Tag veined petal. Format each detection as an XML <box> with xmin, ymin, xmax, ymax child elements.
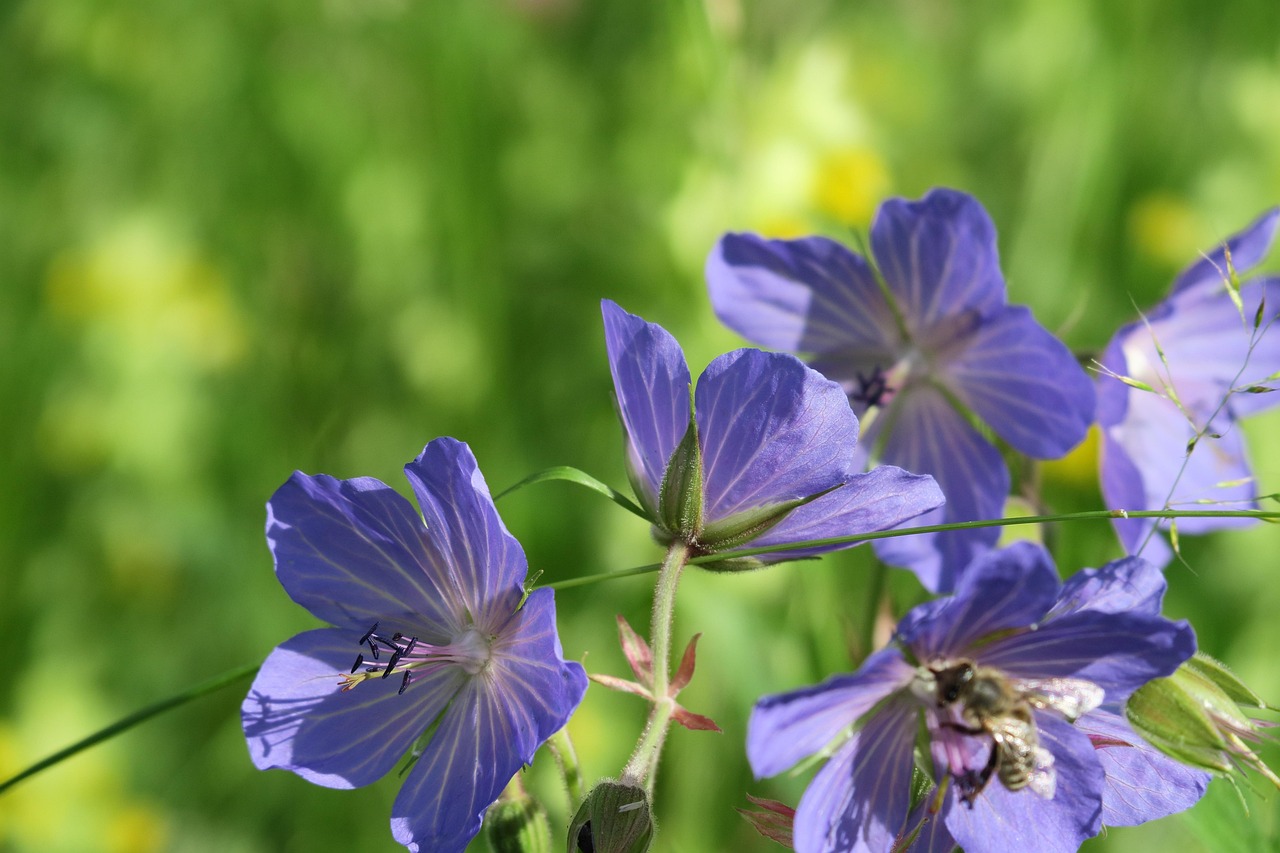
<box><xmin>896</xmin><ymin>541</ymin><xmax>1060</xmax><ymax>659</ymax></box>
<box><xmin>942</xmin><ymin>716</ymin><xmax>1103</xmax><ymax>853</ymax></box>
<box><xmin>695</xmin><ymin>349</ymin><xmax>859</xmax><ymax>523</ymax></box>
<box><xmin>1076</xmin><ymin>707</ymin><xmax>1209</xmax><ymax>826</ymax></box>
<box><xmin>869</xmin><ymin>189</ymin><xmax>1006</xmax><ymax>334</ymax></box>
<box><xmin>942</xmin><ymin>305</ymin><xmax>1095</xmax><ymax>459</ymax></box>
<box><xmin>748</xmin><ymin>647</ymin><xmax>913</xmax><ymax>778</ymax></box>
<box><xmin>871</xmin><ymin>385</ymin><xmax>1010</xmax><ymax>593</ymax></box>
<box><xmin>1107</xmin><ymin>381</ymin><xmax>1258</xmax><ymax>534</ymax></box>
<box><xmin>390</xmin><ymin>589</ymin><xmax>586</xmax><ymax>853</ymax></box>
<box><xmin>741</xmin><ymin>466</ymin><xmax>944</xmax><ymax>561</ymax></box>
<box><xmin>1170</xmin><ymin>207</ymin><xmax>1280</xmax><ymax>297</ymax></box>
<box><xmin>267</xmin><ymin>472</ymin><xmax>456</xmax><ymax>634</ymax></box>
<box><xmin>602</xmin><ymin>300</ymin><xmax>692</xmax><ymax>505</ymax></box>
<box><xmin>977</xmin><ymin>607</ymin><xmax>1196</xmax><ymax>700</ymax></box>
<box><xmin>792</xmin><ymin>695</ymin><xmax>919</xmax><ymax>853</ymax></box>
<box><xmin>1050</xmin><ymin>556</ymin><xmax>1167</xmax><ymax>619</ymax></box>
<box><xmin>403</xmin><ymin>438</ymin><xmax>527</xmax><ymax>631</ymax></box>
<box><xmin>1126</xmin><ymin>278</ymin><xmax>1280</xmax><ymax>418</ymax></box>
<box><xmin>1098</xmin><ymin>425</ymin><xmax>1154</xmax><ymax>556</ymax></box>
<box><xmin>707</xmin><ymin>232</ymin><xmax>903</xmax><ymax>355</ymax></box>
<box><xmin>242</xmin><ymin>628</ymin><xmax>465</xmax><ymax>789</ymax></box>
<box><xmin>488</xmin><ymin>588</ymin><xmax>588</xmax><ymax>744</ymax></box>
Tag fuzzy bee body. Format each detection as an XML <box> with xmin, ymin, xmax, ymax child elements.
<box><xmin>930</xmin><ymin>660</ymin><xmax>1103</xmax><ymax>805</ymax></box>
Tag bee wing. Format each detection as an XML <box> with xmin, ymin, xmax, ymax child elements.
<box><xmin>1012</xmin><ymin>677</ymin><xmax>1105</xmax><ymax>722</ymax></box>
<box><xmin>1026</xmin><ymin>747</ymin><xmax>1056</xmax><ymax>799</ymax></box>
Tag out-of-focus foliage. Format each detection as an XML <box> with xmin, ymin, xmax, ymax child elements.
<box><xmin>1</xmin><ymin>1</ymin><xmax>1278</xmax><ymax>851</ymax></box>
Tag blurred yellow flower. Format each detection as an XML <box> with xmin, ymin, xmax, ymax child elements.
<box><xmin>811</xmin><ymin>147</ymin><xmax>890</xmax><ymax>228</ymax></box>
<box><xmin>1129</xmin><ymin>194</ymin><xmax>1204</xmax><ymax>270</ymax></box>
<box><xmin>1040</xmin><ymin>423</ymin><xmax>1101</xmax><ymax>489</ymax></box>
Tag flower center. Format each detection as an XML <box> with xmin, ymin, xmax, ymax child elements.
<box><xmin>851</xmin><ymin>365</ymin><xmax>896</xmax><ymax>409</ymax></box>
<box><xmin>339</xmin><ymin>621</ymin><xmax>494</xmax><ymax>695</ymax></box>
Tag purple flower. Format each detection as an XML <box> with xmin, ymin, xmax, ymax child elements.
<box><xmin>706</xmin><ymin>189</ymin><xmax>1095</xmax><ymax>591</ymax></box>
<box><xmin>1098</xmin><ymin>207</ymin><xmax>1280</xmax><ymax>564</ymax></box>
<box><xmin>748</xmin><ymin>542</ymin><xmax>1199</xmax><ymax>853</ymax></box>
<box><xmin>602</xmin><ymin>299</ymin><xmax>944</xmax><ymax>569</ymax></box>
<box><xmin>241</xmin><ymin>438</ymin><xmax>588</xmax><ymax>853</ymax></box>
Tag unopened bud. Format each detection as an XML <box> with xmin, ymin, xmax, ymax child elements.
<box><xmin>657</xmin><ymin>415</ymin><xmax>704</xmax><ymax>541</ymax></box>
<box><xmin>1126</xmin><ymin>652</ymin><xmax>1279</xmax><ymax>786</ymax></box>
<box><xmin>486</xmin><ymin>790</ymin><xmax>555</xmax><ymax>853</ymax></box>
<box><xmin>567</xmin><ymin>781</ymin><xmax>653</xmax><ymax>853</ymax></box>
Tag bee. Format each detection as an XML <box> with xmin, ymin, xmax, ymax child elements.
<box><xmin>929</xmin><ymin>660</ymin><xmax>1104</xmax><ymax>805</ymax></box>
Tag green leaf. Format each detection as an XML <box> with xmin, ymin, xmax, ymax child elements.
<box><xmin>495</xmin><ymin>465</ymin><xmax>648</xmax><ymax>520</ymax></box>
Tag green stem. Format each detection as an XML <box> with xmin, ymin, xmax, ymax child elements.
<box><xmin>543</xmin><ymin>507</ymin><xmax>1280</xmax><ymax>591</ymax></box>
<box><xmin>547</xmin><ymin>725</ymin><xmax>585</xmax><ymax>804</ymax></box>
<box><xmin>620</xmin><ymin>541</ymin><xmax>689</xmax><ymax>797</ymax></box>
<box><xmin>0</xmin><ymin>661</ymin><xmax>260</xmax><ymax>797</ymax></box>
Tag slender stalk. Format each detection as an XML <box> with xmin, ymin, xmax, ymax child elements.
<box><xmin>0</xmin><ymin>661</ymin><xmax>260</xmax><ymax>796</ymax></box>
<box><xmin>620</xmin><ymin>541</ymin><xmax>690</xmax><ymax>796</ymax></box>
<box><xmin>543</xmin><ymin>507</ymin><xmax>1280</xmax><ymax>591</ymax></box>
<box><xmin>547</xmin><ymin>725</ymin><xmax>585</xmax><ymax>804</ymax></box>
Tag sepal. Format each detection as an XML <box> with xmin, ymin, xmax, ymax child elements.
<box><xmin>1126</xmin><ymin>654</ymin><xmax>1280</xmax><ymax>786</ymax></box>
<box><xmin>567</xmin><ymin>781</ymin><xmax>654</xmax><ymax>853</ymax></box>
<box><xmin>737</xmin><ymin>795</ymin><xmax>795</xmax><ymax>848</ymax></box>
<box><xmin>657</xmin><ymin>414</ymin><xmax>704</xmax><ymax>540</ymax></box>
<box><xmin>698</xmin><ymin>497</ymin><xmax>812</xmax><ymax>552</ymax></box>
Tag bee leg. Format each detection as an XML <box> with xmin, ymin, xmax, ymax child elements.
<box><xmin>956</xmin><ymin>740</ymin><xmax>999</xmax><ymax>809</ymax></box>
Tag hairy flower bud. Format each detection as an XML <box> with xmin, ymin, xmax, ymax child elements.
<box><xmin>567</xmin><ymin>781</ymin><xmax>653</xmax><ymax>853</ymax></box>
<box><xmin>1126</xmin><ymin>652</ymin><xmax>1279</xmax><ymax>786</ymax></box>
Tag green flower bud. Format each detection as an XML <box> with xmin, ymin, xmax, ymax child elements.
<box><xmin>1126</xmin><ymin>652</ymin><xmax>1280</xmax><ymax>787</ymax></box>
<box><xmin>567</xmin><ymin>781</ymin><xmax>654</xmax><ymax>853</ymax></box>
<box><xmin>486</xmin><ymin>790</ymin><xmax>555</xmax><ymax>853</ymax></box>
<box><xmin>658</xmin><ymin>415</ymin><xmax>703</xmax><ymax>541</ymax></box>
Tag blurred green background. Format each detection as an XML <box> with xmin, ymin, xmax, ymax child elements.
<box><xmin>2</xmin><ymin>0</ymin><xmax>1280</xmax><ymax>851</ymax></box>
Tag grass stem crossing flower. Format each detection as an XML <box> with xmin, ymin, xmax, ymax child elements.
<box><xmin>748</xmin><ymin>543</ymin><xmax>1201</xmax><ymax>853</ymax></box>
<box><xmin>707</xmin><ymin>189</ymin><xmax>1095</xmax><ymax>590</ymax></box>
<box><xmin>602</xmin><ymin>299</ymin><xmax>944</xmax><ymax>571</ymax></box>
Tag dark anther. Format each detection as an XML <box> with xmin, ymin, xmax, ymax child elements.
<box><xmin>392</xmin><ymin>632</ymin><xmax>403</xmax><ymax>642</ymax></box>
<box><xmin>359</xmin><ymin>622</ymin><xmax>379</xmax><ymax>646</ymax></box>
<box><xmin>398</xmin><ymin>671</ymin><xmax>412</xmax><ymax>695</ymax></box>
<box><xmin>402</xmin><ymin>637</ymin><xmax>418</xmax><ymax>658</ymax></box>
<box><xmin>367</xmin><ymin>637</ymin><xmax>380</xmax><ymax>660</ymax></box>
<box><xmin>382</xmin><ymin>651</ymin><xmax>402</xmax><ymax>678</ymax></box>
<box><xmin>852</xmin><ymin>366</ymin><xmax>893</xmax><ymax>408</ymax></box>
<box><xmin>365</xmin><ymin>666</ymin><xmax>380</xmax><ymax>674</ymax></box>
<box><xmin>350</xmin><ymin>654</ymin><xmax>365</xmax><ymax>674</ymax></box>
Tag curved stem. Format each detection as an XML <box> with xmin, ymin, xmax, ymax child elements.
<box><xmin>620</xmin><ymin>541</ymin><xmax>690</xmax><ymax>796</ymax></box>
<box><xmin>0</xmin><ymin>661</ymin><xmax>260</xmax><ymax>796</ymax></box>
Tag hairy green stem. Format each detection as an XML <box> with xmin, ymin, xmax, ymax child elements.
<box><xmin>0</xmin><ymin>661</ymin><xmax>260</xmax><ymax>796</ymax></box>
<box><xmin>620</xmin><ymin>541</ymin><xmax>689</xmax><ymax>797</ymax></box>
